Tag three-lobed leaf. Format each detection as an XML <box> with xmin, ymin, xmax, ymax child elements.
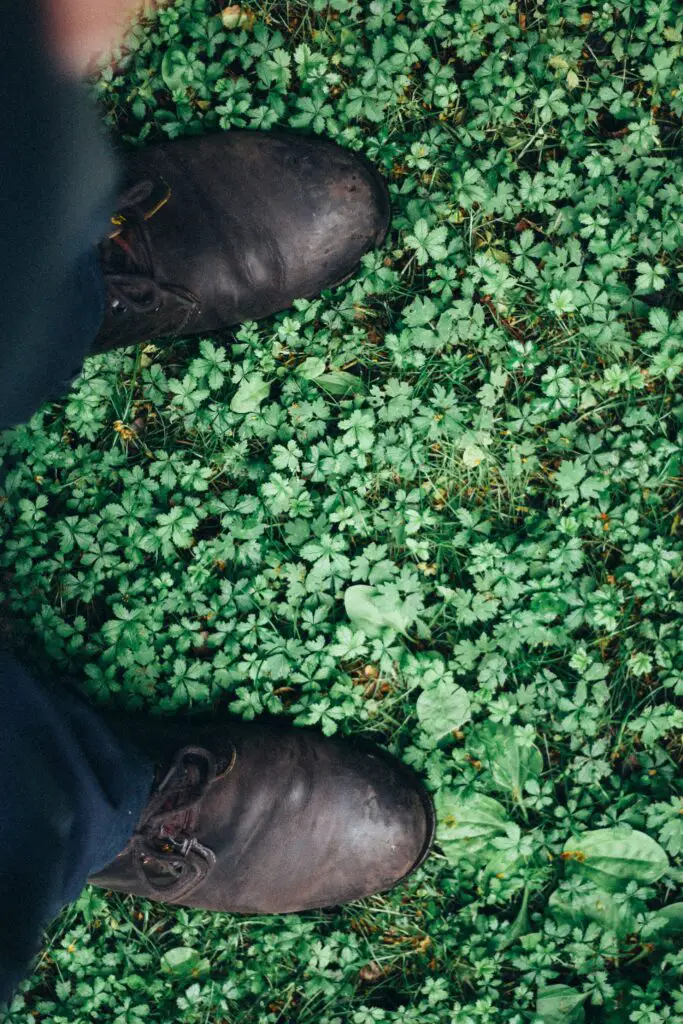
<box><xmin>416</xmin><ymin>680</ymin><xmax>471</xmax><ymax>742</ymax></box>
<box><xmin>230</xmin><ymin>374</ymin><xmax>271</xmax><ymax>413</ymax></box>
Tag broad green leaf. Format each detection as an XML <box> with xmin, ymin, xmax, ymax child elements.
<box><xmin>548</xmin><ymin>886</ymin><xmax>639</xmax><ymax>938</ymax></box>
<box><xmin>553</xmin><ymin>458</ymin><xmax>586</xmax><ymax>503</ymax></box>
<box><xmin>468</xmin><ymin>722</ymin><xmax>542</xmax><ymax>803</ymax></box>
<box><xmin>563</xmin><ymin>827</ymin><xmax>669</xmax><ymax>891</ymax></box>
<box><xmin>496</xmin><ymin>884</ymin><xmax>531</xmax><ymax>951</ymax></box>
<box><xmin>635</xmin><ymin>260</ymin><xmax>667</xmax><ymax>294</ymax></box>
<box><xmin>529</xmin><ymin>592</ymin><xmax>569</xmax><ymax>618</ymax></box>
<box><xmin>344</xmin><ymin>585</ymin><xmax>413</xmax><ymax>637</ymax></box>
<box><xmin>161</xmin><ymin>947</ymin><xmax>201</xmax><ymax>973</ymax></box>
<box><xmin>536</xmin><ymin>985</ymin><xmax>587</xmax><ymax>1024</ymax></box>
<box><xmin>315</xmin><ymin>371</ymin><xmax>366</xmax><ymax>395</ymax></box>
<box><xmin>416</xmin><ymin>681</ymin><xmax>471</xmax><ymax>741</ymax></box>
<box><xmin>435</xmin><ymin>791</ymin><xmax>509</xmax><ymax>868</ymax></box>
<box><xmin>230</xmin><ymin>374</ymin><xmax>271</xmax><ymax>414</ymax></box>
<box><xmin>641</xmin><ymin>902</ymin><xmax>683</xmax><ymax>942</ymax></box>
<box><xmin>462</xmin><ymin>444</ymin><xmax>485</xmax><ymax>468</ymax></box>
<box><xmin>161</xmin><ymin>47</ymin><xmax>189</xmax><ymax>91</ymax></box>
<box><xmin>483</xmin><ymin>843</ymin><xmax>527</xmax><ymax>882</ymax></box>
<box><xmin>297</xmin><ymin>356</ymin><xmax>326</xmax><ymax>380</ymax></box>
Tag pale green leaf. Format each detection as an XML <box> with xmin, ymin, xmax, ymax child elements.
<box><xmin>468</xmin><ymin>722</ymin><xmax>543</xmax><ymax>803</ymax></box>
<box><xmin>161</xmin><ymin>947</ymin><xmax>201</xmax><ymax>973</ymax></box>
<box><xmin>297</xmin><ymin>357</ymin><xmax>326</xmax><ymax>380</ymax></box>
<box><xmin>462</xmin><ymin>444</ymin><xmax>485</xmax><ymax>468</ymax></box>
<box><xmin>548</xmin><ymin>886</ymin><xmax>639</xmax><ymax>938</ymax></box>
<box><xmin>536</xmin><ymin>985</ymin><xmax>587</xmax><ymax>1024</ymax></box>
<box><xmin>416</xmin><ymin>681</ymin><xmax>471</xmax><ymax>741</ymax></box>
<box><xmin>316</xmin><ymin>371</ymin><xmax>366</xmax><ymax>395</ymax></box>
<box><xmin>344</xmin><ymin>585</ymin><xmax>413</xmax><ymax>637</ymax></box>
<box><xmin>563</xmin><ymin>827</ymin><xmax>669</xmax><ymax>890</ymax></box>
<box><xmin>435</xmin><ymin>791</ymin><xmax>509</xmax><ymax>867</ymax></box>
<box><xmin>641</xmin><ymin>902</ymin><xmax>683</xmax><ymax>942</ymax></box>
<box><xmin>230</xmin><ymin>375</ymin><xmax>271</xmax><ymax>413</ymax></box>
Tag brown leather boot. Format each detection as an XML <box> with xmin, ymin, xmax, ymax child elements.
<box><xmin>92</xmin><ymin>130</ymin><xmax>391</xmax><ymax>354</ymax></box>
<box><xmin>88</xmin><ymin>717</ymin><xmax>434</xmax><ymax>913</ymax></box>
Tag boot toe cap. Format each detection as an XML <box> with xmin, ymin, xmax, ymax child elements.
<box><xmin>275</xmin><ymin>135</ymin><xmax>392</xmax><ymax>298</ymax></box>
<box><xmin>203</xmin><ymin>726</ymin><xmax>435</xmax><ymax>913</ymax></box>
<box><xmin>332</xmin><ymin>743</ymin><xmax>435</xmax><ymax>905</ymax></box>
<box><xmin>104</xmin><ymin>131</ymin><xmax>392</xmax><ymax>338</ymax></box>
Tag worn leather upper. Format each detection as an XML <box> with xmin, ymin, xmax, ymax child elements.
<box><xmin>88</xmin><ymin>717</ymin><xmax>434</xmax><ymax>914</ymax></box>
<box><xmin>93</xmin><ymin>130</ymin><xmax>391</xmax><ymax>353</ymax></box>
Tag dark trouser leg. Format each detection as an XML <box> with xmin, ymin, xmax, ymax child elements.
<box><xmin>0</xmin><ymin>4</ymin><xmax>118</xmax><ymax>430</ymax></box>
<box><xmin>0</xmin><ymin>655</ymin><xmax>153</xmax><ymax>1004</ymax></box>
<box><xmin>0</xmin><ymin>2</ymin><xmax>151</xmax><ymax>1008</ymax></box>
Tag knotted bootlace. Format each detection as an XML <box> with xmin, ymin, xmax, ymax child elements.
<box><xmin>130</xmin><ymin>743</ymin><xmax>236</xmax><ymax>902</ymax></box>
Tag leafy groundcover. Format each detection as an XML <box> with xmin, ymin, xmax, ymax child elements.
<box><xmin>1</xmin><ymin>0</ymin><xmax>683</xmax><ymax>1020</ymax></box>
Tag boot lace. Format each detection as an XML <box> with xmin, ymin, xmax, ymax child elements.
<box><xmin>130</xmin><ymin>743</ymin><xmax>236</xmax><ymax>902</ymax></box>
<box><xmin>102</xmin><ymin>177</ymin><xmax>195</xmax><ymax>316</ymax></box>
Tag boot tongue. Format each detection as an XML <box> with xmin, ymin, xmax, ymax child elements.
<box><xmin>102</xmin><ymin>231</ymin><xmax>149</xmax><ymax>277</ymax></box>
<box><xmin>148</xmin><ymin>744</ymin><xmax>235</xmax><ymax>826</ymax></box>
<box><xmin>153</xmin><ymin>749</ymin><xmax>213</xmax><ymax>816</ymax></box>
<box><xmin>101</xmin><ymin>176</ymin><xmax>173</xmax><ymax>276</ymax></box>
<box><xmin>159</xmin><ymin>761</ymin><xmax>203</xmax><ymax>814</ymax></box>
<box><xmin>93</xmin><ymin>172</ymin><xmax>203</xmax><ymax>354</ymax></box>
<box><xmin>134</xmin><ymin>751</ymin><xmax>213</xmax><ymax>879</ymax></box>
<box><xmin>130</xmin><ymin>744</ymin><xmax>231</xmax><ymax>899</ymax></box>
<box><xmin>109</xmin><ymin>177</ymin><xmax>173</xmax><ymax>237</ymax></box>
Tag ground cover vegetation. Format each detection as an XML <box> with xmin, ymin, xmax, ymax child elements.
<box><xmin>1</xmin><ymin>0</ymin><xmax>682</xmax><ymax>1019</ymax></box>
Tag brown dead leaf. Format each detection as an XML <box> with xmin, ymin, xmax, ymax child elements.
<box><xmin>220</xmin><ymin>5</ymin><xmax>255</xmax><ymax>30</ymax></box>
<box><xmin>359</xmin><ymin>962</ymin><xmax>384</xmax><ymax>982</ymax></box>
